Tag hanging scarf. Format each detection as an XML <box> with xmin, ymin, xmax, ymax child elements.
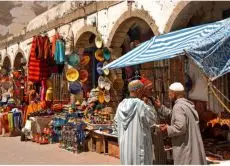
<box><xmin>40</xmin><ymin>80</ymin><xmax>47</xmax><ymax>101</ymax></box>
<box><xmin>54</xmin><ymin>40</ymin><xmax>65</xmax><ymax>64</ymax></box>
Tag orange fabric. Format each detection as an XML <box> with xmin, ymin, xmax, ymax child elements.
<box><xmin>25</xmin><ymin>102</ymin><xmax>42</xmax><ymax>120</ymax></box>
<box><xmin>52</xmin><ymin>33</ymin><xmax>60</xmax><ymax>57</ymax></box>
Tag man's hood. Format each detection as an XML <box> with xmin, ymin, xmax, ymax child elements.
<box><xmin>176</xmin><ymin>98</ymin><xmax>199</xmax><ymax>122</ymax></box>
<box><xmin>117</xmin><ymin>98</ymin><xmax>143</xmax><ymax>130</ymax></box>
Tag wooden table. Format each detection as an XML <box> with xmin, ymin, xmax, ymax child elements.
<box><xmin>94</xmin><ymin>130</ymin><xmax>118</xmax><ymax>155</ymax></box>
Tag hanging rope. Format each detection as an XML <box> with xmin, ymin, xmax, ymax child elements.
<box><xmin>209</xmin><ymin>83</ymin><xmax>230</xmax><ymax>113</ymax></box>
<box><xmin>212</xmin><ymin>84</ymin><xmax>230</xmax><ymax>103</ymax></box>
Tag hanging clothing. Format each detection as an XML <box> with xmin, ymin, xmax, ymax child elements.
<box><xmin>166</xmin><ymin>98</ymin><xmax>207</xmax><ymax>165</ymax></box>
<box><xmin>28</xmin><ymin>36</ymin><xmax>51</xmax><ymax>82</ymax></box>
<box><xmin>54</xmin><ymin>40</ymin><xmax>65</xmax><ymax>64</ymax></box>
<box><xmin>114</xmin><ymin>98</ymin><xmax>156</xmax><ymax>165</ymax></box>
<box><xmin>40</xmin><ymin>80</ymin><xmax>47</xmax><ymax>101</ymax></box>
<box><xmin>43</xmin><ymin>36</ymin><xmax>51</xmax><ymax>60</ymax></box>
<box><xmin>35</xmin><ymin>35</ymin><xmax>44</xmax><ymax>60</ymax></box>
<box><xmin>52</xmin><ymin>33</ymin><xmax>60</xmax><ymax>57</ymax></box>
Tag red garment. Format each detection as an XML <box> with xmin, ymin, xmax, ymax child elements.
<box><xmin>28</xmin><ymin>36</ymin><xmax>51</xmax><ymax>82</ymax></box>
<box><xmin>36</xmin><ymin>36</ymin><xmax>44</xmax><ymax>60</ymax></box>
<box><xmin>43</xmin><ymin>36</ymin><xmax>51</xmax><ymax>60</ymax></box>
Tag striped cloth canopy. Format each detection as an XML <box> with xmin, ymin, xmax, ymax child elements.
<box><xmin>104</xmin><ymin>18</ymin><xmax>230</xmax><ymax>79</ymax></box>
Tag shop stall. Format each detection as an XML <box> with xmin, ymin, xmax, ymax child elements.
<box><xmin>103</xmin><ymin>18</ymin><xmax>230</xmax><ymax>163</ymax></box>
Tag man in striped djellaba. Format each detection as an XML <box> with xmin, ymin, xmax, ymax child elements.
<box><xmin>114</xmin><ymin>79</ymin><xmax>156</xmax><ymax>165</ymax></box>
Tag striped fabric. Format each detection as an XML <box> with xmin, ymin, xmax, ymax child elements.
<box><xmin>114</xmin><ymin>98</ymin><xmax>156</xmax><ymax>165</ymax></box>
<box><xmin>104</xmin><ymin>18</ymin><xmax>229</xmax><ymax>70</ymax></box>
<box><xmin>28</xmin><ymin>36</ymin><xmax>51</xmax><ymax>82</ymax></box>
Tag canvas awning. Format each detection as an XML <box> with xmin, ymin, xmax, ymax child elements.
<box><xmin>104</xmin><ymin>18</ymin><xmax>230</xmax><ymax>80</ymax></box>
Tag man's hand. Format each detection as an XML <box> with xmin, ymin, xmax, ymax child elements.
<box><xmin>160</xmin><ymin>124</ymin><xmax>168</xmax><ymax>133</ymax></box>
<box><xmin>154</xmin><ymin>97</ymin><xmax>161</xmax><ymax>108</ymax></box>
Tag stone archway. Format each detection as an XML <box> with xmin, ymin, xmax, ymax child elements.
<box><xmin>164</xmin><ymin>1</ymin><xmax>230</xmax><ymax>113</ymax></box>
<box><xmin>105</xmin><ymin>9</ymin><xmax>160</xmax><ymax>101</ymax></box>
<box><xmin>164</xmin><ymin>1</ymin><xmax>230</xmax><ymax>32</ymax></box>
<box><xmin>107</xmin><ymin>9</ymin><xmax>160</xmax><ymax>48</ymax></box>
<box><xmin>74</xmin><ymin>25</ymin><xmax>99</xmax><ymax>49</ymax></box>
<box><xmin>13</xmin><ymin>51</ymin><xmax>26</xmax><ymax>70</ymax></box>
<box><xmin>2</xmin><ymin>56</ymin><xmax>11</xmax><ymax>76</ymax></box>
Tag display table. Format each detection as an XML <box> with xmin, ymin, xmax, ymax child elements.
<box><xmin>204</xmin><ymin>139</ymin><xmax>230</xmax><ymax>164</ymax></box>
<box><xmin>86</xmin><ymin>129</ymin><xmax>119</xmax><ymax>158</ymax></box>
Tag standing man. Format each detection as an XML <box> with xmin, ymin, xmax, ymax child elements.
<box><xmin>159</xmin><ymin>82</ymin><xmax>207</xmax><ymax>165</ymax></box>
<box><xmin>114</xmin><ymin>79</ymin><xmax>156</xmax><ymax>165</ymax></box>
<box><xmin>140</xmin><ymin>77</ymin><xmax>168</xmax><ymax>164</ymax></box>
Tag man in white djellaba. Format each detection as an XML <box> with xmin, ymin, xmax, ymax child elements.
<box><xmin>114</xmin><ymin>79</ymin><xmax>156</xmax><ymax>165</ymax></box>
<box><xmin>158</xmin><ymin>82</ymin><xmax>207</xmax><ymax>165</ymax></box>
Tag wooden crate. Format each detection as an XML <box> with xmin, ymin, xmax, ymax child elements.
<box><xmin>108</xmin><ymin>141</ymin><xmax>120</xmax><ymax>158</ymax></box>
<box><xmin>96</xmin><ymin>138</ymin><xmax>104</xmax><ymax>153</ymax></box>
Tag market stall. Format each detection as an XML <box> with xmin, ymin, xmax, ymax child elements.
<box><xmin>103</xmin><ymin>18</ymin><xmax>230</xmax><ymax>163</ymax></box>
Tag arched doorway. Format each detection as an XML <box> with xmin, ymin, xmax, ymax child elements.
<box><xmin>108</xmin><ymin>12</ymin><xmax>159</xmax><ymax>101</ymax></box>
<box><xmin>165</xmin><ymin>1</ymin><xmax>230</xmax><ymax>32</ymax></box>
<box><xmin>2</xmin><ymin>56</ymin><xmax>11</xmax><ymax>76</ymax></box>
<box><xmin>74</xmin><ymin>26</ymin><xmax>99</xmax><ymax>99</ymax></box>
<box><xmin>166</xmin><ymin>1</ymin><xmax>230</xmax><ymax>114</ymax></box>
<box><xmin>12</xmin><ymin>52</ymin><xmax>27</xmax><ymax>103</ymax></box>
<box><xmin>14</xmin><ymin>52</ymin><xmax>26</xmax><ymax>70</ymax></box>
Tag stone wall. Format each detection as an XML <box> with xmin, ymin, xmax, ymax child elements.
<box><xmin>0</xmin><ymin>0</ymin><xmax>229</xmax><ymax>113</ymax></box>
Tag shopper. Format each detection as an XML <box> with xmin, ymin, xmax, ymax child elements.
<box><xmin>140</xmin><ymin>77</ymin><xmax>169</xmax><ymax>164</ymax></box>
<box><xmin>159</xmin><ymin>82</ymin><xmax>207</xmax><ymax>165</ymax></box>
<box><xmin>114</xmin><ymin>79</ymin><xmax>156</xmax><ymax>165</ymax></box>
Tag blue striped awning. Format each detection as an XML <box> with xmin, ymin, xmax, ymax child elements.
<box><xmin>104</xmin><ymin>18</ymin><xmax>229</xmax><ymax>73</ymax></box>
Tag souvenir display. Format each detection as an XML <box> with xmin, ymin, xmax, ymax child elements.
<box><xmin>95</xmin><ymin>35</ymin><xmax>103</xmax><ymax>48</ymax></box>
<box><xmin>103</xmin><ymin>47</ymin><xmax>111</xmax><ymax>61</ymax></box>
<box><xmin>66</xmin><ymin>68</ymin><xmax>79</xmax><ymax>82</ymax></box>
<box><xmin>95</xmin><ymin>49</ymin><xmax>104</xmax><ymax>62</ymax></box>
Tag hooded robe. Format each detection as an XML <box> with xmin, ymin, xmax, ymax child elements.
<box><xmin>114</xmin><ymin>98</ymin><xmax>156</xmax><ymax>165</ymax></box>
<box><xmin>167</xmin><ymin>98</ymin><xmax>207</xmax><ymax>165</ymax></box>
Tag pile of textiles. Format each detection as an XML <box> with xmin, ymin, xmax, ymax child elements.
<box><xmin>27</xmin><ymin>109</ymin><xmax>54</xmax><ymax>118</ymax></box>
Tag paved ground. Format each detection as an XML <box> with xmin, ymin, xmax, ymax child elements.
<box><xmin>0</xmin><ymin>136</ymin><xmax>120</xmax><ymax>165</ymax></box>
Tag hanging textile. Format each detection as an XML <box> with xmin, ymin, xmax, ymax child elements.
<box><xmin>28</xmin><ymin>36</ymin><xmax>51</xmax><ymax>82</ymax></box>
<box><xmin>52</xmin><ymin>33</ymin><xmax>60</xmax><ymax>57</ymax></box>
<box><xmin>187</xmin><ymin>20</ymin><xmax>230</xmax><ymax>80</ymax></box>
<box><xmin>54</xmin><ymin>40</ymin><xmax>65</xmax><ymax>64</ymax></box>
<box><xmin>40</xmin><ymin>80</ymin><xmax>47</xmax><ymax>101</ymax></box>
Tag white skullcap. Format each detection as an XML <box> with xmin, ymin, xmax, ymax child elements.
<box><xmin>169</xmin><ymin>82</ymin><xmax>184</xmax><ymax>91</ymax></box>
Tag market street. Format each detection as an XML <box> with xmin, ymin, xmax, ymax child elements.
<box><xmin>0</xmin><ymin>136</ymin><xmax>120</xmax><ymax>165</ymax></box>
